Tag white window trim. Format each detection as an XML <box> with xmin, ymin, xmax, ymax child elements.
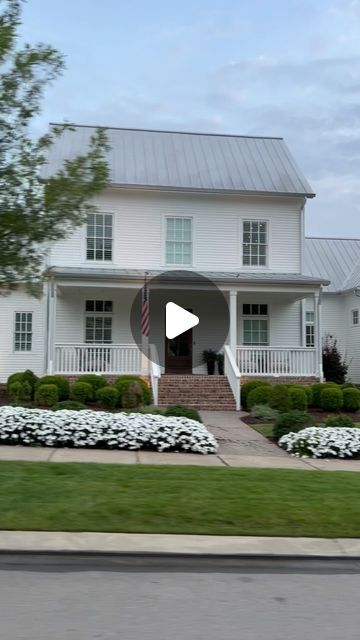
<box><xmin>242</xmin><ymin>304</ymin><xmax>269</xmax><ymax>346</ymax></box>
<box><xmin>239</xmin><ymin>218</ymin><xmax>270</xmax><ymax>270</ymax></box>
<box><xmin>351</xmin><ymin>308</ymin><xmax>359</xmax><ymax>326</ymax></box>
<box><xmin>13</xmin><ymin>310</ymin><xmax>33</xmax><ymax>353</ymax></box>
<box><xmin>85</xmin><ymin>212</ymin><xmax>114</xmax><ymax>263</ymax></box>
<box><xmin>163</xmin><ymin>215</ymin><xmax>194</xmax><ymax>268</ymax></box>
<box><xmin>305</xmin><ymin>311</ymin><xmax>315</xmax><ymax>347</ymax></box>
<box><xmin>84</xmin><ymin>300</ymin><xmax>114</xmax><ymax>344</ymax></box>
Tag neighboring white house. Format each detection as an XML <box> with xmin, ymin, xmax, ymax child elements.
<box><xmin>3</xmin><ymin>124</ymin><xmax>356</xmax><ymax>406</ymax></box>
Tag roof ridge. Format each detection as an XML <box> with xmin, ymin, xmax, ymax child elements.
<box><xmin>48</xmin><ymin>122</ymin><xmax>283</xmax><ymax>141</ymax></box>
<box><xmin>306</xmin><ymin>236</ymin><xmax>360</xmax><ymax>241</ymax></box>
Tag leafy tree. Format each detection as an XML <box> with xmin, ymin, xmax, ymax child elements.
<box><xmin>0</xmin><ymin>0</ymin><xmax>109</xmax><ymax>291</ymax></box>
<box><xmin>322</xmin><ymin>335</ymin><xmax>348</xmax><ymax>384</ymax></box>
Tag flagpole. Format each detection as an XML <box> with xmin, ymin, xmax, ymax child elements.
<box><xmin>141</xmin><ymin>272</ymin><xmax>150</xmax><ymax>375</ymax></box>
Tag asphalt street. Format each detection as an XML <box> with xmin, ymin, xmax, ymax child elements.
<box><xmin>0</xmin><ymin>555</ymin><xmax>359</xmax><ymax>640</ymax></box>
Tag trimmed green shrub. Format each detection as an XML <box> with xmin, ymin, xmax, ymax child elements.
<box><xmin>303</xmin><ymin>386</ymin><xmax>314</xmax><ymax>406</ymax></box>
<box><xmin>320</xmin><ymin>387</ymin><xmax>343</xmax><ymax>411</ymax></box>
<box><xmin>164</xmin><ymin>405</ymin><xmax>202</xmax><ymax>422</ymax></box>
<box><xmin>96</xmin><ymin>386</ymin><xmax>119</xmax><ymax>409</ymax></box>
<box><xmin>311</xmin><ymin>383</ymin><xmax>327</xmax><ymax>408</ymax></box>
<box><xmin>289</xmin><ymin>387</ymin><xmax>308</xmax><ymax>412</ymax></box>
<box><xmin>247</xmin><ymin>385</ymin><xmax>272</xmax><ymax>409</ymax></box>
<box><xmin>241</xmin><ymin>380</ymin><xmax>271</xmax><ymax>409</ymax></box>
<box><xmin>250</xmin><ymin>404</ymin><xmax>279</xmax><ymax>421</ymax></box>
<box><xmin>325</xmin><ymin>414</ymin><xmax>355</xmax><ymax>428</ymax></box>
<box><xmin>342</xmin><ymin>388</ymin><xmax>360</xmax><ymax>412</ymax></box>
<box><xmin>52</xmin><ymin>401</ymin><xmax>87</xmax><ymax>411</ymax></box>
<box><xmin>36</xmin><ymin>375</ymin><xmax>69</xmax><ymax>401</ymax></box>
<box><xmin>341</xmin><ymin>382</ymin><xmax>356</xmax><ymax>389</ymax></box>
<box><xmin>77</xmin><ymin>375</ymin><xmax>107</xmax><ymax>398</ymax></box>
<box><xmin>9</xmin><ymin>381</ymin><xmax>32</xmax><ymax>404</ymax></box>
<box><xmin>121</xmin><ymin>381</ymin><xmax>143</xmax><ymax>409</ymax></box>
<box><xmin>70</xmin><ymin>382</ymin><xmax>93</xmax><ymax>404</ymax></box>
<box><xmin>273</xmin><ymin>411</ymin><xmax>313</xmax><ymax>441</ymax></box>
<box><xmin>6</xmin><ymin>370</ymin><xmax>38</xmax><ymax>398</ymax></box>
<box><xmin>269</xmin><ymin>385</ymin><xmax>292</xmax><ymax>413</ymax></box>
<box><xmin>35</xmin><ymin>384</ymin><xmax>59</xmax><ymax>407</ymax></box>
<box><xmin>6</xmin><ymin>372</ymin><xmax>23</xmax><ymax>393</ymax></box>
<box><xmin>114</xmin><ymin>376</ymin><xmax>151</xmax><ymax>405</ymax></box>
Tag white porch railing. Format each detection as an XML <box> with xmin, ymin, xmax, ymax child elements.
<box><xmin>236</xmin><ymin>346</ymin><xmax>317</xmax><ymax>377</ymax></box>
<box><xmin>224</xmin><ymin>345</ymin><xmax>241</xmax><ymax>410</ymax></box>
<box><xmin>54</xmin><ymin>344</ymin><xmax>142</xmax><ymax>375</ymax></box>
<box><xmin>149</xmin><ymin>344</ymin><xmax>161</xmax><ymax>405</ymax></box>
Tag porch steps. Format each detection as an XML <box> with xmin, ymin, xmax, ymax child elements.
<box><xmin>157</xmin><ymin>375</ymin><xmax>236</xmax><ymax>411</ymax></box>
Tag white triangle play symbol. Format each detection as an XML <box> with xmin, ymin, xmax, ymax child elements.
<box><xmin>166</xmin><ymin>302</ymin><xmax>199</xmax><ymax>340</ymax></box>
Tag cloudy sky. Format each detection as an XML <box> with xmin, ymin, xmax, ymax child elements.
<box><xmin>21</xmin><ymin>0</ymin><xmax>360</xmax><ymax>237</ymax></box>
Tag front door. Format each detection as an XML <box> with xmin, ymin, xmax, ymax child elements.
<box><xmin>165</xmin><ymin>309</ymin><xmax>193</xmax><ymax>373</ymax></box>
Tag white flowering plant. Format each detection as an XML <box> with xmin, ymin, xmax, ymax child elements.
<box><xmin>279</xmin><ymin>426</ymin><xmax>360</xmax><ymax>458</ymax></box>
<box><xmin>0</xmin><ymin>406</ymin><xmax>218</xmax><ymax>454</ymax></box>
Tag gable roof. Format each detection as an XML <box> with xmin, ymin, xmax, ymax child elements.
<box><xmin>304</xmin><ymin>237</ymin><xmax>360</xmax><ymax>293</ymax></box>
<box><xmin>43</xmin><ymin>124</ymin><xmax>315</xmax><ymax>198</ymax></box>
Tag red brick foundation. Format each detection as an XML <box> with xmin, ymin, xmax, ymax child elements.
<box><xmin>240</xmin><ymin>376</ymin><xmax>319</xmax><ymax>386</ymax></box>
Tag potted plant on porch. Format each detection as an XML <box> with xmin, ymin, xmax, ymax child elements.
<box><xmin>217</xmin><ymin>352</ymin><xmax>224</xmax><ymax>375</ymax></box>
<box><xmin>202</xmin><ymin>349</ymin><xmax>218</xmax><ymax>375</ymax></box>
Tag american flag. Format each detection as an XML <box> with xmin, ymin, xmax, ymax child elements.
<box><xmin>141</xmin><ymin>273</ymin><xmax>150</xmax><ymax>337</ymax></box>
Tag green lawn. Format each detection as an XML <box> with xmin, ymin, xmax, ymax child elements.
<box><xmin>0</xmin><ymin>461</ymin><xmax>359</xmax><ymax>537</ymax></box>
<box><xmin>249</xmin><ymin>423</ymin><xmax>274</xmax><ymax>438</ymax></box>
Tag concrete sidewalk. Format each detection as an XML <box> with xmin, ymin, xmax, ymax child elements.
<box><xmin>0</xmin><ymin>531</ymin><xmax>359</xmax><ymax>557</ymax></box>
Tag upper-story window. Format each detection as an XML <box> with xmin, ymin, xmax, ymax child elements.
<box><xmin>305</xmin><ymin>311</ymin><xmax>315</xmax><ymax>347</ymax></box>
<box><xmin>86</xmin><ymin>213</ymin><xmax>113</xmax><ymax>261</ymax></box>
<box><xmin>165</xmin><ymin>217</ymin><xmax>192</xmax><ymax>266</ymax></box>
<box><xmin>243</xmin><ymin>220</ymin><xmax>267</xmax><ymax>267</ymax></box>
<box><xmin>352</xmin><ymin>309</ymin><xmax>359</xmax><ymax>326</ymax></box>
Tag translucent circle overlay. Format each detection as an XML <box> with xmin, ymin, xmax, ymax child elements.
<box><xmin>130</xmin><ymin>270</ymin><xmax>230</xmax><ymax>371</ymax></box>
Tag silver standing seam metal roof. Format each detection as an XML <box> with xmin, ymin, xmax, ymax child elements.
<box><xmin>304</xmin><ymin>237</ymin><xmax>360</xmax><ymax>293</ymax></box>
<box><xmin>43</xmin><ymin>124</ymin><xmax>315</xmax><ymax>198</ymax></box>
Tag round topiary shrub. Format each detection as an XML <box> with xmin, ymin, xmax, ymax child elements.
<box><xmin>241</xmin><ymin>380</ymin><xmax>271</xmax><ymax>409</ymax></box>
<box><xmin>273</xmin><ymin>410</ymin><xmax>313</xmax><ymax>441</ymax></box>
<box><xmin>289</xmin><ymin>387</ymin><xmax>308</xmax><ymax>412</ymax></box>
<box><xmin>311</xmin><ymin>383</ymin><xmax>327</xmax><ymax>408</ymax></box>
<box><xmin>320</xmin><ymin>387</ymin><xmax>343</xmax><ymax>411</ymax></box>
<box><xmin>52</xmin><ymin>401</ymin><xmax>87</xmax><ymax>411</ymax></box>
<box><xmin>77</xmin><ymin>375</ymin><xmax>107</xmax><ymax>398</ymax></box>
<box><xmin>269</xmin><ymin>385</ymin><xmax>292</xmax><ymax>413</ymax></box>
<box><xmin>250</xmin><ymin>404</ymin><xmax>279</xmax><ymax>421</ymax></box>
<box><xmin>121</xmin><ymin>381</ymin><xmax>143</xmax><ymax>409</ymax></box>
<box><xmin>6</xmin><ymin>370</ymin><xmax>38</xmax><ymax>398</ymax></box>
<box><xmin>342</xmin><ymin>388</ymin><xmax>360</xmax><ymax>412</ymax></box>
<box><xmin>164</xmin><ymin>405</ymin><xmax>202</xmax><ymax>422</ymax></box>
<box><xmin>114</xmin><ymin>376</ymin><xmax>151</xmax><ymax>406</ymax></box>
<box><xmin>341</xmin><ymin>382</ymin><xmax>356</xmax><ymax>389</ymax></box>
<box><xmin>35</xmin><ymin>384</ymin><xmax>59</xmax><ymax>407</ymax></box>
<box><xmin>247</xmin><ymin>385</ymin><xmax>272</xmax><ymax>409</ymax></box>
<box><xmin>9</xmin><ymin>381</ymin><xmax>32</xmax><ymax>405</ymax></box>
<box><xmin>96</xmin><ymin>386</ymin><xmax>119</xmax><ymax>409</ymax></box>
<box><xmin>36</xmin><ymin>375</ymin><xmax>69</xmax><ymax>401</ymax></box>
<box><xmin>70</xmin><ymin>382</ymin><xmax>93</xmax><ymax>404</ymax></box>
<box><xmin>325</xmin><ymin>414</ymin><xmax>355</xmax><ymax>428</ymax></box>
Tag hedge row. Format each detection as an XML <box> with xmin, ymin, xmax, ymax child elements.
<box><xmin>242</xmin><ymin>380</ymin><xmax>360</xmax><ymax>413</ymax></box>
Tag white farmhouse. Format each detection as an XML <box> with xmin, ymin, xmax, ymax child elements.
<box><xmin>0</xmin><ymin>125</ymin><xmax>358</xmax><ymax>408</ymax></box>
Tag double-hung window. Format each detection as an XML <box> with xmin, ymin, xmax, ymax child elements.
<box><xmin>352</xmin><ymin>309</ymin><xmax>359</xmax><ymax>326</ymax></box>
<box><xmin>86</xmin><ymin>213</ymin><xmax>113</xmax><ymax>261</ymax></box>
<box><xmin>305</xmin><ymin>311</ymin><xmax>315</xmax><ymax>347</ymax></box>
<box><xmin>165</xmin><ymin>217</ymin><xmax>192</xmax><ymax>266</ymax></box>
<box><xmin>14</xmin><ymin>312</ymin><xmax>33</xmax><ymax>351</ymax></box>
<box><xmin>243</xmin><ymin>304</ymin><xmax>268</xmax><ymax>345</ymax></box>
<box><xmin>242</xmin><ymin>220</ymin><xmax>267</xmax><ymax>267</ymax></box>
<box><xmin>85</xmin><ymin>300</ymin><xmax>113</xmax><ymax>344</ymax></box>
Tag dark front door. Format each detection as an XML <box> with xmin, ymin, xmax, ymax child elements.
<box><xmin>165</xmin><ymin>309</ymin><xmax>193</xmax><ymax>374</ymax></box>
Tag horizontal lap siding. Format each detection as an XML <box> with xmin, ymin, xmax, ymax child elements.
<box><xmin>49</xmin><ymin>189</ymin><xmax>302</xmax><ymax>273</ymax></box>
<box><xmin>237</xmin><ymin>294</ymin><xmax>301</xmax><ymax>346</ymax></box>
<box><xmin>0</xmin><ymin>287</ymin><xmax>47</xmax><ymax>381</ymax></box>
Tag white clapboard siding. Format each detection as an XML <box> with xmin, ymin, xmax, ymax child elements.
<box><xmin>49</xmin><ymin>189</ymin><xmax>302</xmax><ymax>273</ymax></box>
<box><xmin>0</xmin><ymin>286</ymin><xmax>47</xmax><ymax>381</ymax></box>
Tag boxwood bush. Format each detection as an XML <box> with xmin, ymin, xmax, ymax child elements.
<box><xmin>247</xmin><ymin>385</ymin><xmax>272</xmax><ymax>409</ymax></box>
<box><xmin>114</xmin><ymin>376</ymin><xmax>151</xmax><ymax>406</ymax></box>
<box><xmin>311</xmin><ymin>383</ymin><xmax>327</xmax><ymax>408</ymax></box>
<box><xmin>164</xmin><ymin>405</ymin><xmax>202</xmax><ymax>423</ymax></box>
<box><xmin>7</xmin><ymin>370</ymin><xmax>38</xmax><ymax>399</ymax></box>
<box><xmin>121</xmin><ymin>381</ymin><xmax>143</xmax><ymax>409</ymax></box>
<box><xmin>36</xmin><ymin>375</ymin><xmax>69</xmax><ymax>401</ymax></box>
<box><xmin>273</xmin><ymin>410</ymin><xmax>313</xmax><ymax>441</ymax></box>
<box><xmin>241</xmin><ymin>380</ymin><xmax>271</xmax><ymax>409</ymax></box>
<box><xmin>96</xmin><ymin>386</ymin><xmax>119</xmax><ymax>409</ymax></box>
<box><xmin>269</xmin><ymin>385</ymin><xmax>292</xmax><ymax>413</ymax></box>
<box><xmin>76</xmin><ymin>375</ymin><xmax>107</xmax><ymax>398</ymax></box>
<box><xmin>70</xmin><ymin>382</ymin><xmax>93</xmax><ymax>404</ymax></box>
<box><xmin>35</xmin><ymin>384</ymin><xmax>59</xmax><ymax>407</ymax></box>
<box><xmin>342</xmin><ymin>388</ymin><xmax>360</xmax><ymax>412</ymax></box>
<box><xmin>9</xmin><ymin>381</ymin><xmax>32</xmax><ymax>405</ymax></box>
<box><xmin>325</xmin><ymin>414</ymin><xmax>355</xmax><ymax>428</ymax></box>
<box><xmin>250</xmin><ymin>404</ymin><xmax>279</xmax><ymax>421</ymax></box>
<box><xmin>52</xmin><ymin>401</ymin><xmax>87</xmax><ymax>411</ymax></box>
<box><xmin>289</xmin><ymin>387</ymin><xmax>308</xmax><ymax>411</ymax></box>
<box><xmin>320</xmin><ymin>387</ymin><xmax>343</xmax><ymax>411</ymax></box>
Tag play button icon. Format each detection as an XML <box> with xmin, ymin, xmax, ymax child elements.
<box><xmin>166</xmin><ymin>302</ymin><xmax>199</xmax><ymax>339</ymax></box>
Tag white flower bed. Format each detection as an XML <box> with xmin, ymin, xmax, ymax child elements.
<box><xmin>279</xmin><ymin>426</ymin><xmax>360</xmax><ymax>458</ymax></box>
<box><xmin>0</xmin><ymin>406</ymin><xmax>218</xmax><ymax>454</ymax></box>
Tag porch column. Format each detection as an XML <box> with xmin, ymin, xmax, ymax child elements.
<box><xmin>314</xmin><ymin>290</ymin><xmax>323</xmax><ymax>381</ymax></box>
<box><xmin>47</xmin><ymin>279</ymin><xmax>57</xmax><ymax>374</ymax></box>
<box><xmin>229</xmin><ymin>290</ymin><xmax>238</xmax><ymax>357</ymax></box>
